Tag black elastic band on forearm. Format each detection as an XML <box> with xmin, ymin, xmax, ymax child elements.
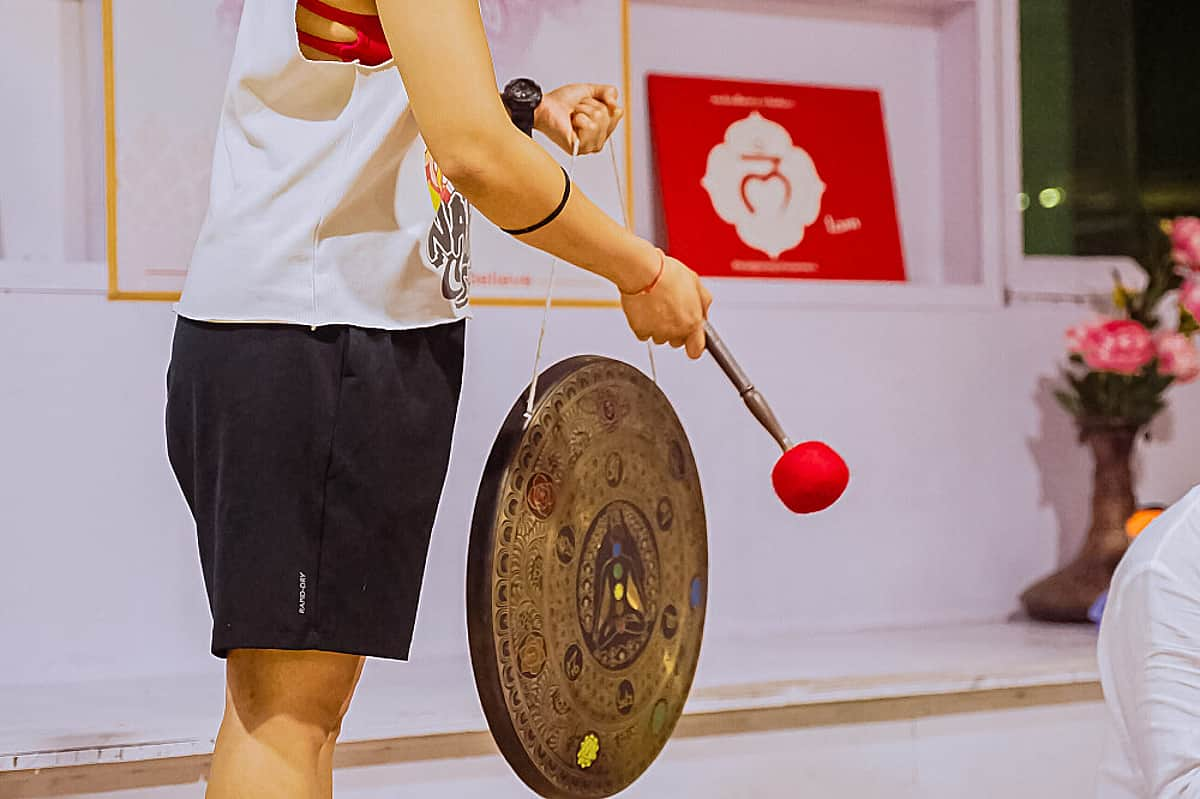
<box><xmin>502</xmin><ymin>167</ymin><xmax>572</xmax><ymax>236</ymax></box>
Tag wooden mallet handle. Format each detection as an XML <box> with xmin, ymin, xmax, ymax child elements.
<box><xmin>703</xmin><ymin>322</ymin><xmax>795</xmax><ymax>453</ymax></box>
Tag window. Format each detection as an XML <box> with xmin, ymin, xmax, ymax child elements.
<box><xmin>1020</xmin><ymin>0</ymin><xmax>1200</xmax><ymax>260</ymax></box>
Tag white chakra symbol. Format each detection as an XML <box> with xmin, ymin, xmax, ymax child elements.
<box><xmin>701</xmin><ymin>112</ymin><xmax>826</xmax><ymax>259</ymax></box>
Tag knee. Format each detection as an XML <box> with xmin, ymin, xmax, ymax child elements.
<box><xmin>225</xmin><ymin>649</ymin><xmax>363</xmax><ymax>739</ymax></box>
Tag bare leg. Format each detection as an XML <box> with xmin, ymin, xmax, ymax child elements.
<box><xmin>319</xmin><ymin>658</ymin><xmax>365</xmax><ymax>799</ymax></box>
<box><xmin>206</xmin><ymin>649</ymin><xmax>365</xmax><ymax>799</ymax></box>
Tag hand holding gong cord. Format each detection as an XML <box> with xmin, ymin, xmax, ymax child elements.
<box><xmin>702</xmin><ymin>322</ymin><xmax>849</xmax><ymax>514</ymax></box>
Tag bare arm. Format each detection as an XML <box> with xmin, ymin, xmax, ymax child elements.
<box><xmin>375</xmin><ymin>0</ymin><xmax>710</xmax><ymax>356</ymax></box>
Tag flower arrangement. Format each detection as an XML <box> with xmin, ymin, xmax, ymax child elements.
<box><xmin>1023</xmin><ymin>218</ymin><xmax>1200</xmax><ymax>624</ymax></box>
<box><xmin>1055</xmin><ymin>218</ymin><xmax>1200</xmax><ymax>430</ymax></box>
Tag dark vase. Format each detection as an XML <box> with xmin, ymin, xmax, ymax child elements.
<box><xmin>1020</xmin><ymin>422</ymin><xmax>1139</xmax><ymax>623</ymax></box>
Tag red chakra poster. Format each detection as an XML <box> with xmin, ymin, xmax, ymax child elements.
<box><xmin>647</xmin><ymin>74</ymin><xmax>906</xmax><ymax>282</ymax></box>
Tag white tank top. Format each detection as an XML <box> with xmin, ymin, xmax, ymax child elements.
<box><xmin>178</xmin><ymin>0</ymin><xmax>472</xmax><ymax>329</ymax></box>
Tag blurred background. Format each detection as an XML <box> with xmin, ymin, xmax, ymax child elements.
<box><xmin>2</xmin><ymin>0</ymin><xmax>1198</xmax><ymax>796</ymax></box>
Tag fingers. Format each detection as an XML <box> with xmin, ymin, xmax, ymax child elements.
<box><xmin>644</xmin><ymin>326</ymin><xmax>705</xmax><ymax>356</ymax></box>
<box><xmin>599</xmin><ymin>85</ymin><xmax>620</xmax><ymax>109</ymax></box>
<box><xmin>583</xmin><ymin>84</ymin><xmax>620</xmax><ymax>110</ymax></box>
<box><xmin>570</xmin><ymin>114</ymin><xmax>594</xmax><ymax>153</ymax></box>
<box><xmin>607</xmin><ymin>106</ymin><xmax>625</xmax><ymax>139</ymax></box>
<box><xmin>546</xmin><ymin>85</ymin><xmax>623</xmax><ymax>155</ymax></box>
<box><xmin>600</xmin><ymin>87</ymin><xmax>623</xmax><ymax>139</ymax></box>
<box><xmin>571</xmin><ymin>100</ymin><xmax>606</xmax><ymax>123</ymax></box>
<box><xmin>685</xmin><ymin>326</ymin><xmax>707</xmax><ymax>360</ymax></box>
<box><xmin>572</xmin><ymin>98</ymin><xmax>611</xmax><ymax>154</ymax></box>
<box><xmin>700</xmin><ymin>283</ymin><xmax>713</xmax><ymax>318</ymax></box>
<box><xmin>594</xmin><ymin>86</ymin><xmax>624</xmax><ymax>139</ymax></box>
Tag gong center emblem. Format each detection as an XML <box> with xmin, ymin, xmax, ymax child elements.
<box><xmin>577</xmin><ymin>500</ymin><xmax>660</xmax><ymax>671</ymax></box>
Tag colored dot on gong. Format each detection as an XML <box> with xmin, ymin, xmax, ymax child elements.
<box><xmin>614</xmin><ymin>584</ymin><xmax>625</xmax><ymax>601</ymax></box>
<box><xmin>652</xmin><ymin>700</ymin><xmax>669</xmax><ymax>734</ymax></box>
<box><xmin>613</xmin><ymin>563</ymin><xmax>624</xmax><ymax>579</ymax></box>
<box><xmin>577</xmin><ymin>734</ymin><xmax>600</xmax><ymax>769</ymax></box>
<box><xmin>690</xmin><ymin>577</ymin><xmax>703</xmax><ymax>609</ymax></box>
<box><xmin>613</xmin><ymin>542</ymin><xmax>622</xmax><ymax>556</ymax></box>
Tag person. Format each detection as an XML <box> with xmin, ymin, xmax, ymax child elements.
<box><xmin>1097</xmin><ymin>486</ymin><xmax>1200</xmax><ymax>798</ymax></box>
<box><xmin>164</xmin><ymin>1</ymin><xmax>713</xmax><ymax>797</ymax></box>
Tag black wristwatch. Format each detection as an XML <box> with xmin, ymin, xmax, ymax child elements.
<box><xmin>502</xmin><ymin>78</ymin><xmax>543</xmax><ymax>138</ymax></box>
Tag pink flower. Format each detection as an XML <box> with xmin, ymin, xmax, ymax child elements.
<box><xmin>1170</xmin><ymin>217</ymin><xmax>1200</xmax><ymax>269</ymax></box>
<box><xmin>1079</xmin><ymin>320</ymin><xmax>1155</xmax><ymax>375</ymax></box>
<box><xmin>1066</xmin><ymin>318</ymin><xmax>1104</xmax><ymax>354</ymax></box>
<box><xmin>1156</xmin><ymin>332</ymin><xmax>1200</xmax><ymax>383</ymax></box>
<box><xmin>1182</xmin><ymin>277</ymin><xmax>1200</xmax><ymax>321</ymax></box>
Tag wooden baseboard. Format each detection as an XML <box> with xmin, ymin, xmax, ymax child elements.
<box><xmin>0</xmin><ymin>681</ymin><xmax>1101</xmax><ymax>797</ymax></box>
<box><xmin>674</xmin><ymin>682</ymin><xmax>1103</xmax><ymax>739</ymax></box>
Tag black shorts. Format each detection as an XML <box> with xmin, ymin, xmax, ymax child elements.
<box><xmin>165</xmin><ymin>317</ymin><xmax>465</xmax><ymax>661</ymax></box>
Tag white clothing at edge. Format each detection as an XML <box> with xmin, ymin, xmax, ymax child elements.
<box><xmin>1098</xmin><ymin>485</ymin><xmax>1200</xmax><ymax>798</ymax></box>
<box><xmin>178</xmin><ymin>0</ymin><xmax>472</xmax><ymax>329</ymax></box>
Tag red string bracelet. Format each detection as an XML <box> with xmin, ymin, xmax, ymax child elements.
<box><xmin>623</xmin><ymin>248</ymin><xmax>667</xmax><ymax>296</ymax></box>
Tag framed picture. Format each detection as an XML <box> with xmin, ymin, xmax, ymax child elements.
<box><xmin>648</xmin><ymin>74</ymin><xmax>906</xmax><ymax>283</ymax></box>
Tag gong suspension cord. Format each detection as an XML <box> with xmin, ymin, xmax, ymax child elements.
<box><xmin>524</xmin><ymin>141</ymin><xmax>580</xmax><ymax>424</ymax></box>
<box><xmin>608</xmin><ymin>140</ymin><xmax>658</xmax><ymax>386</ymax></box>
<box><xmin>524</xmin><ymin>138</ymin><xmax>659</xmax><ymax>426</ymax></box>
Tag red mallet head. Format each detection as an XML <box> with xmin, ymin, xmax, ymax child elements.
<box><xmin>771</xmin><ymin>442</ymin><xmax>850</xmax><ymax>515</ymax></box>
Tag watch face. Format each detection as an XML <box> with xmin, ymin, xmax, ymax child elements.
<box><xmin>506</xmin><ymin>78</ymin><xmax>542</xmax><ymax>107</ymax></box>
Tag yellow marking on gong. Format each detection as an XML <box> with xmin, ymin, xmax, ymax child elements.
<box><xmin>577</xmin><ymin>734</ymin><xmax>600</xmax><ymax>769</ymax></box>
<box><xmin>627</xmin><ymin>579</ymin><xmax>643</xmax><ymax>612</ymax></box>
<box><xmin>614</xmin><ymin>583</ymin><xmax>625</xmax><ymax>601</ymax></box>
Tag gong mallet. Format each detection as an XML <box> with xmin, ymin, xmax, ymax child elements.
<box><xmin>703</xmin><ymin>321</ymin><xmax>849</xmax><ymax>514</ymax></box>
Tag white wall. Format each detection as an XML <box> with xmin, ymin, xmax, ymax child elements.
<box><xmin>4</xmin><ymin>292</ymin><xmax>1199</xmax><ymax>687</ymax></box>
<box><xmin>3</xmin><ymin>0</ymin><xmax>1200</xmax><ymax>691</ymax></box>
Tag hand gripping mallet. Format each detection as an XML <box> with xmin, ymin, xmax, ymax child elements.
<box><xmin>703</xmin><ymin>322</ymin><xmax>849</xmax><ymax>514</ymax></box>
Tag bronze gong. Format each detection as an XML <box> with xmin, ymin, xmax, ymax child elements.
<box><xmin>468</xmin><ymin>356</ymin><xmax>708</xmax><ymax>798</ymax></box>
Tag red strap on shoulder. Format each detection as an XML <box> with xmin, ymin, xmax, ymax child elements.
<box><xmin>296</xmin><ymin>0</ymin><xmax>393</xmax><ymax>66</ymax></box>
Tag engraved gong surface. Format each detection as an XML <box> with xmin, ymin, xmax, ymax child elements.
<box><xmin>468</xmin><ymin>356</ymin><xmax>708</xmax><ymax>799</ymax></box>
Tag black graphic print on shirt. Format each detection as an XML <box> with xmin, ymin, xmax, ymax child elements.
<box><xmin>425</xmin><ymin>152</ymin><xmax>471</xmax><ymax>309</ymax></box>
